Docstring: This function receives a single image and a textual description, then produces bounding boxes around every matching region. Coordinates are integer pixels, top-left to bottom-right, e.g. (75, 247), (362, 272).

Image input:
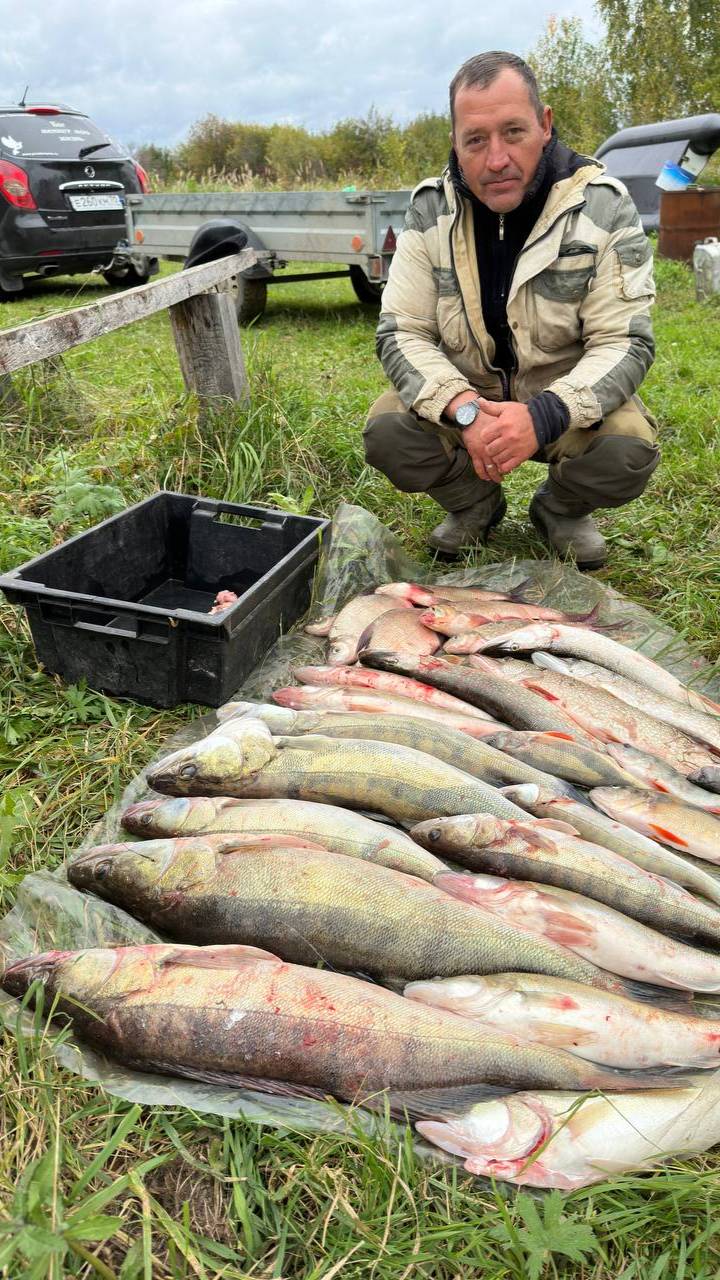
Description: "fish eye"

(428, 828), (442, 843)
(140, 812), (153, 826)
(179, 763), (197, 779)
(94, 860), (113, 882)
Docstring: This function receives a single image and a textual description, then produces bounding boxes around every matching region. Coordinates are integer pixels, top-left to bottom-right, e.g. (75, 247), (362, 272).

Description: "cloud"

(0, 0), (601, 147)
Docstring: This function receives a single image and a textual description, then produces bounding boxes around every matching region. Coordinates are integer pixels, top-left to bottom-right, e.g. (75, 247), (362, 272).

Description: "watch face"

(456, 400), (479, 427)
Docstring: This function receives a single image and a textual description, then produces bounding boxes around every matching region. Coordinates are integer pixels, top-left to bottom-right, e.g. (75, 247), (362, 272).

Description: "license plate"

(68, 193), (123, 211)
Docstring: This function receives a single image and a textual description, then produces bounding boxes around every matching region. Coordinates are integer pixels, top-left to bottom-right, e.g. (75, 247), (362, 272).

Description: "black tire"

(102, 260), (152, 288)
(224, 274), (268, 324)
(0, 281), (24, 302)
(350, 264), (384, 305)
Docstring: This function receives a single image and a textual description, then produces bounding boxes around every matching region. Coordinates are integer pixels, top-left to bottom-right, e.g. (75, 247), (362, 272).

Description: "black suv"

(0, 102), (156, 299)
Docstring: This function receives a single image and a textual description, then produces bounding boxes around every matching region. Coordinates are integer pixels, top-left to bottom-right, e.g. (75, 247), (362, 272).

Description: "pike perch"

(145, 717), (529, 825)
(411, 814), (720, 944)
(66, 839), (624, 989)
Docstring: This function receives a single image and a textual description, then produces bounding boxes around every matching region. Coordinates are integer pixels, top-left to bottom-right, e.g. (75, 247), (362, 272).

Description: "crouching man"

(364, 50), (659, 569)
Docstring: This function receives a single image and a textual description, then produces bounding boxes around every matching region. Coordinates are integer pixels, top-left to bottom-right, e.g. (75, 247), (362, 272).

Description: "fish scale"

(214, 704), (576, 798)
(411, 814), (720, 944)
(66, 842), (626, 992)
(147, 723), (530, 825)
(1, 944), (673, 1100)
(358, 651), (598, 743)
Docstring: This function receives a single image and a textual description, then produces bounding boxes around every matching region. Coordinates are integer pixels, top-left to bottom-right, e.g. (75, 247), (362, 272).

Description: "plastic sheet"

(1, 501), (719, 1142)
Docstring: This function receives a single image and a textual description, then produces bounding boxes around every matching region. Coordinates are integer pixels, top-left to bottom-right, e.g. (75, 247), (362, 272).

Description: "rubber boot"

(427, 467), (506, 559)
(529, 482), (607, 572)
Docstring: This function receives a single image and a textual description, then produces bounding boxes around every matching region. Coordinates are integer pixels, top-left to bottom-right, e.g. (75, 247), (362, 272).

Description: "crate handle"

(191, 499), (288, 528)
(75, 620), (141, 640)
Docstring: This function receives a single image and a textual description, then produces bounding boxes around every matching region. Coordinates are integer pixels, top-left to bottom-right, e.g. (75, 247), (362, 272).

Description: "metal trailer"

(128, 189), (411, 322)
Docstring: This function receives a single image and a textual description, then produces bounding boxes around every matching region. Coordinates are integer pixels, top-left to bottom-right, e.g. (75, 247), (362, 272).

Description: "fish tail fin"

(508, 576), (532, 601)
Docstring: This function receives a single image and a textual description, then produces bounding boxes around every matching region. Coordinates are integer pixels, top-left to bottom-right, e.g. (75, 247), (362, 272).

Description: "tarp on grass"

(1, 502), (719, 1142)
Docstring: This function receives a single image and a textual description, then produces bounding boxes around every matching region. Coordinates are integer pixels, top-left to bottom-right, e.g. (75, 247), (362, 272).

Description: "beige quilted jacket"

(376, 159), (655, 430)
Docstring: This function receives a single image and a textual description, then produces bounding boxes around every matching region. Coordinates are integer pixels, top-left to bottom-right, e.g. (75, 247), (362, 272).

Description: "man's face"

(452, 68), (553, 213)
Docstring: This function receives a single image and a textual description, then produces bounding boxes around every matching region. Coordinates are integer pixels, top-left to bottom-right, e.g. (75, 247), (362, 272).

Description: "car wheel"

(103, 260), (152, 288)
(349, 264), (384, 305)
(0, 280), (24, 302)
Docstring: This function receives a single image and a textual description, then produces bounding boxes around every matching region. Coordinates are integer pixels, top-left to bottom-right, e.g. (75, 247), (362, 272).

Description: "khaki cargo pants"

(363, 389), (660, 515)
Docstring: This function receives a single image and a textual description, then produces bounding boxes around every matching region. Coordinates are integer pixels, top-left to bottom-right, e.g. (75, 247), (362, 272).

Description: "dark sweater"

(449, 133), (593, 448)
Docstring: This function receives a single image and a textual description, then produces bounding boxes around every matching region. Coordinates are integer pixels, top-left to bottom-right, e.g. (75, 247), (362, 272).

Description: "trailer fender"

(184, 219), (273, 280)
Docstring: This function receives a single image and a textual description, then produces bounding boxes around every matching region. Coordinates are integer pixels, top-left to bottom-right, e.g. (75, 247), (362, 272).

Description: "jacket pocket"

(436, 294), (467, 352)
(615, 232), (654, 300)
(528, 253), (596, 352)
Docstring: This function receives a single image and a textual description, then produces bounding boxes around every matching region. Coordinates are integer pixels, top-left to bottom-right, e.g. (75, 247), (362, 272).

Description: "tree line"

(136, 3), (720, 188)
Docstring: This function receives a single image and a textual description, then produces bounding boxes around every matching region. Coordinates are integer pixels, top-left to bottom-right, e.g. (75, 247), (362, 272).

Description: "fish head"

(1, 945), (150, 1005)
(215, 700), (257, 723)
(486, 624), (556, 654)
(404, 974), (512, 1016)
(2, 949), (71, 1000)
(417, 1094), (554, 1179)
(147, 719), (276, 793)
(417, 607), (452, 633)
(375, 582), (423, 603)
(67, 838), (206, 913)
(121, 796), (225, 838)
(327, 637), (358, 665)
(411, 814), (510, 851)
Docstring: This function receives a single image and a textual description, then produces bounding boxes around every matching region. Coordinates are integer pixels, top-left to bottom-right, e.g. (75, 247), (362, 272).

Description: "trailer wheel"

(103, 260), (152, 288)
(350, 265), (384, 305)
(222, 274), (268, 324)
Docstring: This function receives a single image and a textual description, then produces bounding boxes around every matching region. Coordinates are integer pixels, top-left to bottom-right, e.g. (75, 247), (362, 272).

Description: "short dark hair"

(449, 51), (544, 128)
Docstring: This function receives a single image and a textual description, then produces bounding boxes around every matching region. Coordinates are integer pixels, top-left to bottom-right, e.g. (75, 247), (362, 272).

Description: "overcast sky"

(1, 0), (602, 149)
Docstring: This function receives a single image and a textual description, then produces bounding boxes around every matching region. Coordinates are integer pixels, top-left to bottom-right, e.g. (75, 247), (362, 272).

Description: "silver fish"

(417, 1081), (720, 1188)
(477, 623), (720, 716)
(502, 783), (720, 906)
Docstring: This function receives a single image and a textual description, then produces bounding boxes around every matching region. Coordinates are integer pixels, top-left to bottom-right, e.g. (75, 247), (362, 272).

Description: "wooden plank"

(169, 291), (248, 403)
(0, 249), (263, 376)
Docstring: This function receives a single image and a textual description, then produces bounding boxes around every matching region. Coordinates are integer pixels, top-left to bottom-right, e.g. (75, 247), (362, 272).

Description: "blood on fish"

(526, 686), (560, 702)
(651, 784), (670, 793)
(552, 996), (580, 1010)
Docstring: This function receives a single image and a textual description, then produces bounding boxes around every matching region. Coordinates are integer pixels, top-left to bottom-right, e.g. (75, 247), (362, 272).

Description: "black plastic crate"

(0, 492), (330, 708)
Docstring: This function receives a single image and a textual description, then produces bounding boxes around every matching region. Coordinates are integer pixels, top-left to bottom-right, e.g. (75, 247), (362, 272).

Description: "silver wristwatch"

(454, 397), (483, 429)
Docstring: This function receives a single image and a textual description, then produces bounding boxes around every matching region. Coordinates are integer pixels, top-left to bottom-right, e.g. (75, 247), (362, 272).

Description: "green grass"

(1, 255), (720, 1277)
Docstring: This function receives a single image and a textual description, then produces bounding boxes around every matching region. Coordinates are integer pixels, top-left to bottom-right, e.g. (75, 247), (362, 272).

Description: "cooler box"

(0, 492), (330, 708)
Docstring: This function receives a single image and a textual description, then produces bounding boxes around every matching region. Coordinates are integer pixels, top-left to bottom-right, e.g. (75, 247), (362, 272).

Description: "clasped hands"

(462, 399), (539, 483)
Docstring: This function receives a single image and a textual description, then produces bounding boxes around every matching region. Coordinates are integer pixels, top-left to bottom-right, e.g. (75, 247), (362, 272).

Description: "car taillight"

(25, 106), (60, 115)
(133, 161), (150, 194)
(0, 160), (36, 209)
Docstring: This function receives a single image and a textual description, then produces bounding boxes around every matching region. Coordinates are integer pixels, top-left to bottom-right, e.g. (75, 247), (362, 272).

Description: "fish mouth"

(2, 950), (65, 997)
